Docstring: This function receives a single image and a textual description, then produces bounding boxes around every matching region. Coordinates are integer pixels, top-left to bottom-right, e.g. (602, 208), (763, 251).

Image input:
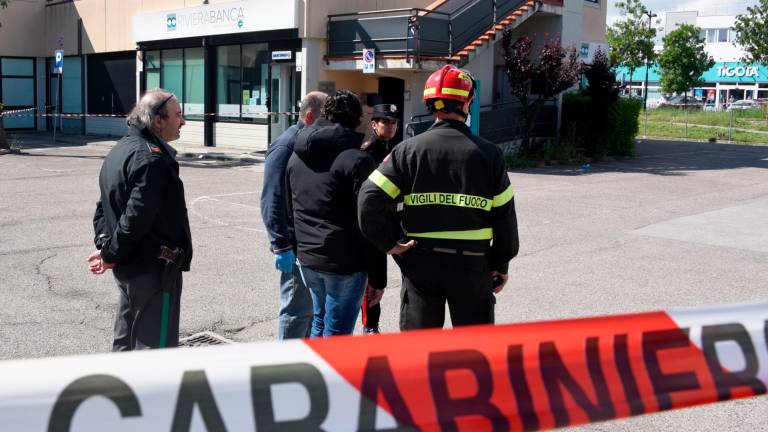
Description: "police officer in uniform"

(88, 89), (192, 350)
(360, 104), (400, 334)
(361, 104), (399, 162)
(358, 65), (519, 330)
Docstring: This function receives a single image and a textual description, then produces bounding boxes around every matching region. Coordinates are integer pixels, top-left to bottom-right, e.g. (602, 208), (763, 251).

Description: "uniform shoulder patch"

(145, 142), (162, 154)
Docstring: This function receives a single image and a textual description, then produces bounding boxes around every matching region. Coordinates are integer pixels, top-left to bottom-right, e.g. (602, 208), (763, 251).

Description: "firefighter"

(360, 103), (401, 334)
(357, 65), (519, 330)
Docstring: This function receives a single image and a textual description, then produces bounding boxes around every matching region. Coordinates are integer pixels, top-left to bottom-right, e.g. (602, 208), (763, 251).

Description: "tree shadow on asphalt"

(513, 139), (768, 177)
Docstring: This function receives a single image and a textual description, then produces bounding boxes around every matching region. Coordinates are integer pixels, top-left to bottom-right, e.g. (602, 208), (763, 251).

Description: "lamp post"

(642, 10), (657, 112)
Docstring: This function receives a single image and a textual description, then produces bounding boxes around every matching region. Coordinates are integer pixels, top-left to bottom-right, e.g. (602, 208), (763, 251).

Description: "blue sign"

(54, 50), (64, 73)
(166, 14), (177, 31)
(362, 48), (375, 74)
(616, 62), (768, 84)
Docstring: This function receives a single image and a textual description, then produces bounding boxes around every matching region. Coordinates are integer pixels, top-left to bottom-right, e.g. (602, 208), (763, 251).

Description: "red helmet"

(423, 65), (475, 104)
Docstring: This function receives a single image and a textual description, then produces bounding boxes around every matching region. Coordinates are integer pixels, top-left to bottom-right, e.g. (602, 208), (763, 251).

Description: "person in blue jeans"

(260, 91), (327, 339)
(286, 90), (386, 337)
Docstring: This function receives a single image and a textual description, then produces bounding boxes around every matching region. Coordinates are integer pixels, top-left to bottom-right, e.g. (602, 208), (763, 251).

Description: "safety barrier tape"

(0, 107), (38, 116)
(0, 110), (299, 118)
(0, 301), (765, 430)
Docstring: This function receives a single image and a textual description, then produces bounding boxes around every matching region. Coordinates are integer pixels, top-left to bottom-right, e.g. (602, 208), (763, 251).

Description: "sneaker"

(364, 326), (380, 335)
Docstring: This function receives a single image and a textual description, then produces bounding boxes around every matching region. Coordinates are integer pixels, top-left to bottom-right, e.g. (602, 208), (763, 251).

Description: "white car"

(726, 99), (760, 111)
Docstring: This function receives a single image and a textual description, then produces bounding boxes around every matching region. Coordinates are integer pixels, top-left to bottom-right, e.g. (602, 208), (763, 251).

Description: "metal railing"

(479, 99), (557, 142)
(404, 99), (557, 143)
(327, 0), (531, 61)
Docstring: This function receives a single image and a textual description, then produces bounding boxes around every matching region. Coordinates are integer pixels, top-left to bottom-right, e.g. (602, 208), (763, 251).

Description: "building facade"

(618, 11), (763, 109)
(0, 0), (607, 149)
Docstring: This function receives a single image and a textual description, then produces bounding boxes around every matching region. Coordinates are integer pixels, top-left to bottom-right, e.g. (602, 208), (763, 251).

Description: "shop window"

(217, 45), (241, 121)
(144, 49), (203, 120)
(718, 29), (728, 43)
(87, 52), (136, 115)
(1, 58), (33, 76)
(184, 48), (204, 120)
(1, 57), (35, 129)
(216, 44), (269, 124)
(161, 49), (183, 104)
(61, 56), (83, 134)
(48, 56), (83, 134)
(241, 43), (269, 123)
(145, 50), (161, 90)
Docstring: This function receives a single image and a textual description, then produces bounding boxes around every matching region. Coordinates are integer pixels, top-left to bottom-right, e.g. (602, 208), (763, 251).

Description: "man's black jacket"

(361, 132), (395, 164)
(286, 119), (386, 288)
(358, 119), (519, 274)
(93, 124), (192, 276)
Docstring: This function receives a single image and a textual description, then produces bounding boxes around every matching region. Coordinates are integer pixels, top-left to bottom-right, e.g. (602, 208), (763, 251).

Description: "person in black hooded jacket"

(286, 90), (386, 337)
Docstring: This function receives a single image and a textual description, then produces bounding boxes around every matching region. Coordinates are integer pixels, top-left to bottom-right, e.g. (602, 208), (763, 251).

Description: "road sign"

(362, 48), (375, 74)
(54, 50), (64, 74)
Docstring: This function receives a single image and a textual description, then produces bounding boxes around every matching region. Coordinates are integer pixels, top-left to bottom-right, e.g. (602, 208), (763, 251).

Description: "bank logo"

(167, 14), (177, 31)
(237, 19), (244, 29)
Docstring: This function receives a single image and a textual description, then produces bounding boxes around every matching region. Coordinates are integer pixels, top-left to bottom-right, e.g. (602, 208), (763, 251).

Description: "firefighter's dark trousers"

(399, 248), (495, 330)
(112, 268), (182, 351)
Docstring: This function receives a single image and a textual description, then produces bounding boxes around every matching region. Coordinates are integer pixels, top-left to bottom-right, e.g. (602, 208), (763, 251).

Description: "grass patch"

(642, 108), (768, 132)
(639, 108), (768, 144)
(640, 120), (768, 144)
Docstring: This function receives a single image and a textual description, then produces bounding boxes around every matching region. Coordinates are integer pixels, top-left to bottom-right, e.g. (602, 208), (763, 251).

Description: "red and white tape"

(0, 110), (299, 118)
(0, 301), (765, 430)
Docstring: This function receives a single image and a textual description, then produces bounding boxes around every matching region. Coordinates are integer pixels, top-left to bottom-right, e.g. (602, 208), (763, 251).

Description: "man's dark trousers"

(112, 267), (182, 351)
(399, 249), (495, 330)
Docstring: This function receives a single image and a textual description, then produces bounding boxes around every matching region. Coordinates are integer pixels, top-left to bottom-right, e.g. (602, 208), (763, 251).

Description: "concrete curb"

(9, 132), (266, 163)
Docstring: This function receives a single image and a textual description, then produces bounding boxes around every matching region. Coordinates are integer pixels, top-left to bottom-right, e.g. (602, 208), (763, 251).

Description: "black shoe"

(364, 326), (380, 335)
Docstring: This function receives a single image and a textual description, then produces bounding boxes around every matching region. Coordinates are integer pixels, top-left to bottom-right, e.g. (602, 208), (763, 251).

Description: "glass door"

(269, 63), (296, 139)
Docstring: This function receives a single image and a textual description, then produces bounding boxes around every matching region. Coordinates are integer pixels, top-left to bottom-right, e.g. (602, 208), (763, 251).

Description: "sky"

(606, 0), (759, 27)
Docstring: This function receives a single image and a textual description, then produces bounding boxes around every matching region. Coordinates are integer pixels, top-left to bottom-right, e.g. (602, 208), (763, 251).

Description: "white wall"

(213, 122), (269, 151)
(464, 41), (496, 107)
(561, 0), (583, 50)
(175, 120), (205, 147)
(697, 15), (745, 62)
(86, 118), (128, 137)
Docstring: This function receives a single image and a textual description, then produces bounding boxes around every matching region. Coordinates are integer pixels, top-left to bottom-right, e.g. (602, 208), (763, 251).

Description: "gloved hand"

(274, 250), (296, 273)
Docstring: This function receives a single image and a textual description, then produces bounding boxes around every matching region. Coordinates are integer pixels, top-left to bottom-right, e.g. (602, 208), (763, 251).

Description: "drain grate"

(178, 331), (235, 347)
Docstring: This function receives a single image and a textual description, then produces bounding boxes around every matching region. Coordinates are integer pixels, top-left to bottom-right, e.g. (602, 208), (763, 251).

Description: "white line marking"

(189, 194), (265, 234)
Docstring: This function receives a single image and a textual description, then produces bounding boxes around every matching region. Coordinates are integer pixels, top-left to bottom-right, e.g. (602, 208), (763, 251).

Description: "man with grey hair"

(261, 91), (327, 339)
(88, 89), (192, 350)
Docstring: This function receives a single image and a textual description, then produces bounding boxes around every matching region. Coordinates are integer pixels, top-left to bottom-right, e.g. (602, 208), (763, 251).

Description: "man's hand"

(87, 250), (115, 275)
(491, 271), (508, 294)
(365, 284), (384, 307)
(274, 250), (296, 273)
(386, 239), (416, 256)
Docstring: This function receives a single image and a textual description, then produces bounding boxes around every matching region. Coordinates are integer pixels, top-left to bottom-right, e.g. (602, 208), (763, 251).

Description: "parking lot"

(0, 134), (766, 430)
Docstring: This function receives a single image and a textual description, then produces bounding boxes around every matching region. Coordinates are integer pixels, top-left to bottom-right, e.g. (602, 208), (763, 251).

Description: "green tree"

(605, 0), (656, 94)
(657, 24), (714, 101)
(734, 0), (768, 65)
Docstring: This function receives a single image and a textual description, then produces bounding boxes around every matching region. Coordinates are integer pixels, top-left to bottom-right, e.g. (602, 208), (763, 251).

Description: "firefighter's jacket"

(357, 119), (519, 273)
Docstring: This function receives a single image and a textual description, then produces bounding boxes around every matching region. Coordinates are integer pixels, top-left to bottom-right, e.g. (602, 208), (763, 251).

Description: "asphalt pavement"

(0, 133), (766, 430)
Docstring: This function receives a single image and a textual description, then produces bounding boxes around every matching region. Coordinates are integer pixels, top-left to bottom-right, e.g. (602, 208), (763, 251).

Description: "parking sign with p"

(54, 50), (64, 74)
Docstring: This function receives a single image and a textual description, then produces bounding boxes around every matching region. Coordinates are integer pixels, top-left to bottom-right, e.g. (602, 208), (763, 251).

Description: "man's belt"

(416, 245), (486, 257)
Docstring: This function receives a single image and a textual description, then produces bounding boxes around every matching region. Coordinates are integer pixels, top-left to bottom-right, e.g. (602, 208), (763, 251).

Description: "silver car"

(726, 99), (760, 111)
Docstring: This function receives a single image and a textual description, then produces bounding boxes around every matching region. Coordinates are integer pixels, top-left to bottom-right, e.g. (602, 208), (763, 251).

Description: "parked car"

(659, 95), (704, 109)
(726, 99), (760, 111)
